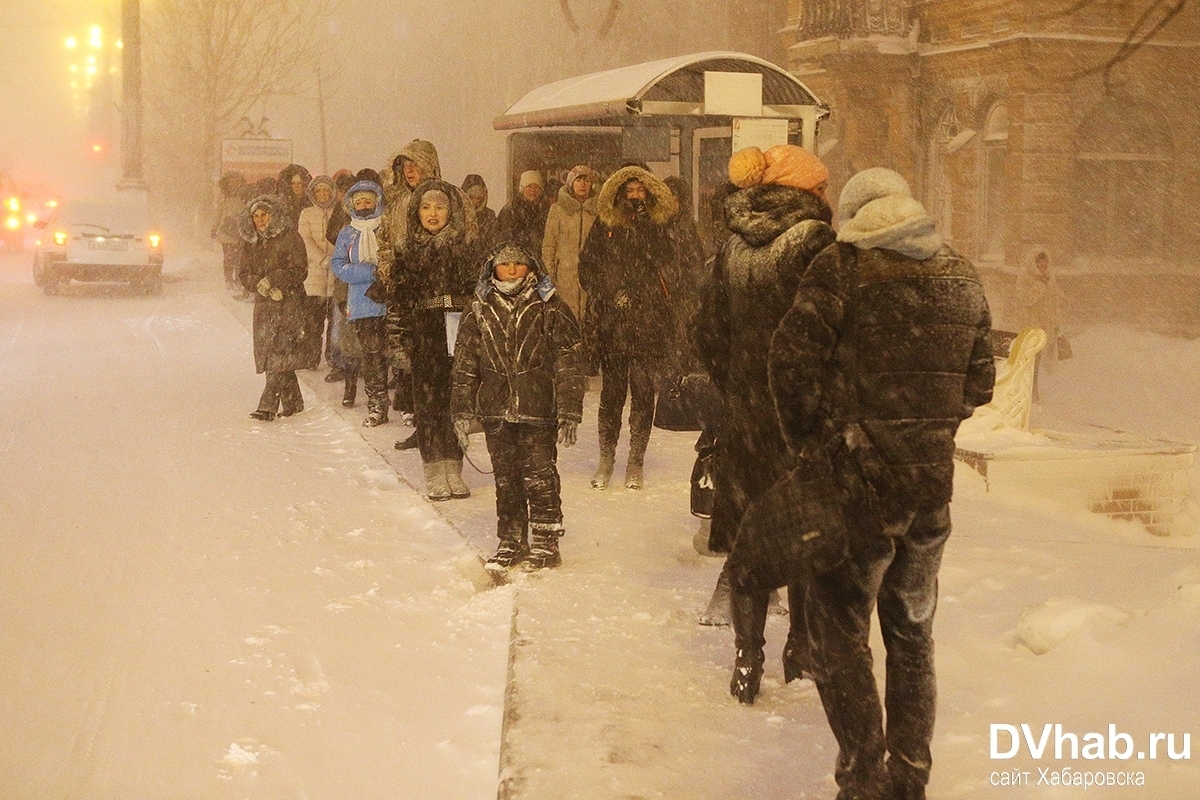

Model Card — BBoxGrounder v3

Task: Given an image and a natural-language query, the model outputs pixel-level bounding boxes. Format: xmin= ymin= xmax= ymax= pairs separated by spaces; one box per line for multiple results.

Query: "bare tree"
xmin=143 ymin=0 xmax=338 ymax=227
xmin=1050 ymin=0 xmax=1190 ymax=88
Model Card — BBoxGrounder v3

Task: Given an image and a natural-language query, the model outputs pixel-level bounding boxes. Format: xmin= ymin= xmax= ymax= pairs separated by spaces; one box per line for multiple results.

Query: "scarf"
xmin=837 ymin=194 xmax=942 ymax=260
xmin=350 ymin=215 xmax=381 ymax=265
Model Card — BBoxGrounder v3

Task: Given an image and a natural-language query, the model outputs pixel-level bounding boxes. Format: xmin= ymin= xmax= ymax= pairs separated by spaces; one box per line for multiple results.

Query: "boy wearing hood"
xmin=330 ymin=180 xmax=391 ymax=427
xmin=767 ymin=167 xmax=994 ymax=800
xmin=450 ymin=242 xmax=585 ymax=572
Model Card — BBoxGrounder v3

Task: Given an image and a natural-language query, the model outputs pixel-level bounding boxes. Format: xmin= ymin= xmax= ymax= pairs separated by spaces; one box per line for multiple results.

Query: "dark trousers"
xmin=221 ymin=242 xmax=241 ymax=285
xmin=351 ymin=316 xmax=388 ymax=407
xmin=807 ymin=501 xmax=951 ymax=800
xmin=598 ymin=352 xmax=656 ymax=463
xmin=412 ymin=310 xmax=460 ymax=463
xmin=258 ymin=370 xmax=301 ymax=413
xmin=484 ymin=422 xmax=562 ymax=542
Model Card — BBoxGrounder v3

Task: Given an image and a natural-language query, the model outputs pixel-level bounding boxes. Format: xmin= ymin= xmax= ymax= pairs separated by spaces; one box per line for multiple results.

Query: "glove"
xmin=453 ymin=418 xmax=473 ymax=452
xmin=557 ymin=420 xmax=578 ymax=447
xmin=269 ymin=287 xmax=283 ymax=301
xmin=256 ymin=277 xmax=272 ymax=297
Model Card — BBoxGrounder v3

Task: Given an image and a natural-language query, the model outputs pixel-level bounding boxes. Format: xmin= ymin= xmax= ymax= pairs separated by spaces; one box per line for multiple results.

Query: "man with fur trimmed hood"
xmin=577 ymin=165 xmax=679 ymax=490
xmin=450 ymin=241 xmax=585 ymax=572
xmin=767 ymin=167 xmax=994 ymax=800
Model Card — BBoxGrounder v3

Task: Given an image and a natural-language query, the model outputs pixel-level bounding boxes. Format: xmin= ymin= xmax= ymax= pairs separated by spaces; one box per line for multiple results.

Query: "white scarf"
xmin=349 ymin=215 xmax=381 ymax=265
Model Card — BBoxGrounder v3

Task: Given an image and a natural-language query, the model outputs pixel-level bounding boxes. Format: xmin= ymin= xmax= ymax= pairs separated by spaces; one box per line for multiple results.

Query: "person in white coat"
xmin=298 ymin=176 xmax=345 ymax=375
xmin=541 ymin=164 xmax=598 ymax=321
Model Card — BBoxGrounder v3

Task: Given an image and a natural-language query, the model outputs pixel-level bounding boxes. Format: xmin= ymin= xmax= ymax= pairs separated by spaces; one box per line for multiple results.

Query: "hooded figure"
xmin=238 ymin=193 xmax=315 ymax=420
xmin=330 ymin=180 xmax=391 ymax=426
xmin=577 ymin=165 xmax=680 ymax=490
xmin=541 ymin=164 xmax=598 ymax=321
xmin=299 ymin=176 xmax=338 ymax=298
xmin=462 ymin=174 xmax=499 ymax=251
xmin=392 ymin=179 xmax=482 ymax=501
xmin=451 ymin=241 xmax=585 ymax=572
xmin=497 ymin=169 xmax=549 ymax=255
xmin=215 ymin=172 xmax=248 ymax=290
xmin=1014 ymin=244 xmax=1066 ymax=361
xmin=766 ymin=167 xmax=993 ymax=799
xmin=276 ymin=164 xmax=313 ymax=231
xmin=691 ymin=144 xmax=836 ymax=703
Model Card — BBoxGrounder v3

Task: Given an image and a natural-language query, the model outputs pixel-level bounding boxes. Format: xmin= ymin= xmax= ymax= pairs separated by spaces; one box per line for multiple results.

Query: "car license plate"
xmin=88 ymin=239 xmax=129 ymax=251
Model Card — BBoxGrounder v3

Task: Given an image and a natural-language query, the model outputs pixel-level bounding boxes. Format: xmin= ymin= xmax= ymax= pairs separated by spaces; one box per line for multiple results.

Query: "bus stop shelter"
xmin=493 ymin=51 xmax=827 ymax=250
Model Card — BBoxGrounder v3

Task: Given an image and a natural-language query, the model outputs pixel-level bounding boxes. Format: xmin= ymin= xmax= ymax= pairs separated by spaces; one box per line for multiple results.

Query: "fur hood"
xmin=725 ymin=184 xmax=832 ymax=247
xmin=305 ymin=175 xmax=337 ymax=210
xmin=237 ymin=194 xmax=290 ymax=243
xmin=474 ymin=240 xmax=556 ymax=301
xmin=552 ymin=183 xmax=598 ymax=216
xmin=596 ymin=165 xmax=678 ymax=229
xmin=402 ymin=178 xmax=476 ymax=250
xmin=277 ymin=163 xmax=312 ymax=194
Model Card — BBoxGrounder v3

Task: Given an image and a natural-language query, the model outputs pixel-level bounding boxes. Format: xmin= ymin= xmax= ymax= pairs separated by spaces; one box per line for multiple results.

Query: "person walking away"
xmin=214 ymin=172 xmax=247 ymax=292
xmin=497 ymin=170 xmax=548 ymax=255
xmin=330 ymin=180 xmax=391 ymax=427
xmin=298 ymin=176 xmax=344 ymax=372
xmin=392 ymin=180 xmax=481 ymax=500
xmin=692 ymin=145 xmax=836 ymax=701
xmin=451 ymin=242 xmax=585 ymax=571
xmin=768 ymin=167 xmax=994 ymax=800
xmin=462 ymin=174 xmax=499 ymax=251
xmin=277 ymin=164 xmax=313 ymax=231
xmin=238 ymin=194 xmax=313 ymax=420
xmin=541 ymin=164 xmax=598 ymax=323
xmin=577 ymin=165 xmax=679 ymax=490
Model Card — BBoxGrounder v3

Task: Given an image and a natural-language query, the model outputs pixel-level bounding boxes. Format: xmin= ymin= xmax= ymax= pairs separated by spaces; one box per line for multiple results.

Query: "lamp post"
xmin=117 ymin=0 xmax=146 ymax=191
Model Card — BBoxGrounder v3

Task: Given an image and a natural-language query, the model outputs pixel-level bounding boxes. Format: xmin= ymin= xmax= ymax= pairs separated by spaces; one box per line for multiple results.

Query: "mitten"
xmin=557 ymin=420 xmax=578 ymax=447
xmin=453 ymin=418 xmax=473 ymax=452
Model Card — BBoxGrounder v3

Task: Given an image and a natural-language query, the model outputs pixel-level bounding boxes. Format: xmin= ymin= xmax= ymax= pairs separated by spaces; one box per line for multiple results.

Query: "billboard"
xmin=221 ymin=139 xmax=293 ymax=183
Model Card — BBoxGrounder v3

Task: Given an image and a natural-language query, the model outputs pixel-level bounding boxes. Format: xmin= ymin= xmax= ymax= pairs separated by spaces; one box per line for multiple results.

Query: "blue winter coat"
xmin=330 ymin=181 xmax=386 ymax=321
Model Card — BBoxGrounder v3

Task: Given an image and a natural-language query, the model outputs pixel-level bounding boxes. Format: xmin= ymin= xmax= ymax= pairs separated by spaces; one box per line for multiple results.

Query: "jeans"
xmin=807 ymin=495 xmax=952 ymax=800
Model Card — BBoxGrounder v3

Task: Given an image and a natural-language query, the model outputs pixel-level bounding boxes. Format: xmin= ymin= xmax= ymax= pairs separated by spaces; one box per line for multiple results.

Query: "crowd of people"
xmin=215 ymin=138 xmax=996 ymax=800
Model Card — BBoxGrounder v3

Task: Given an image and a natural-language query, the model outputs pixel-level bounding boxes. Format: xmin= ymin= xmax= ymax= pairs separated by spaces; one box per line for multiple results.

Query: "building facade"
xmin=780 ymin=0 xmax=1200 ymax=331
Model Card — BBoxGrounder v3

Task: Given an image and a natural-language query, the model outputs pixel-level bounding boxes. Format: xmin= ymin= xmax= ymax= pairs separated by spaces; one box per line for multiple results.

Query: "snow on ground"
xmin=2 ymin=246 xmax=1199 ymax=799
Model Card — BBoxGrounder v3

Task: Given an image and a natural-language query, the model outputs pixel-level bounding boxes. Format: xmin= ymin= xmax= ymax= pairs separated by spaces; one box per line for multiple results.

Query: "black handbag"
xmin=689 ymin=431 xmax=718 ymax=518
xmin=654 ymin=373 xmax=723 ymax=432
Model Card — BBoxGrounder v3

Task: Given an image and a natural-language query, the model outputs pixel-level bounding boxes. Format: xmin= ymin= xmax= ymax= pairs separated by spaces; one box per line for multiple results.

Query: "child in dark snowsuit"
xmin=450 ymin=242 xmax=585 ymax=571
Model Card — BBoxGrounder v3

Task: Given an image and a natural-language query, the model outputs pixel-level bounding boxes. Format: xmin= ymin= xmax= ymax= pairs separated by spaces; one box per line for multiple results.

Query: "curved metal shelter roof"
xmin=493 ymin=51 xmax=825 ymax=131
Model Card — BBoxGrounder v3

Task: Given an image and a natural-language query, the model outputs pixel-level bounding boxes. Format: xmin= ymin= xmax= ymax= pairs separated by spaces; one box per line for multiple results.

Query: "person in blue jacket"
xmin=330 ymin=180 xmax=391 ymax=427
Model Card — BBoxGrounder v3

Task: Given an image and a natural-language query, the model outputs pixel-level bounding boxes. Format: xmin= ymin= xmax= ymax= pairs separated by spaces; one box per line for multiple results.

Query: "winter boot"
xmin=729 ymin=589 xmax=769 ymax=704
xmin=445 ymin=459 xmax=470 ymax=499
xmin=782 ymin=582 xmax=814 ymax=683
xmin=363 ymin=395 xmax=388 ymax=427
xmin=699 ymin=566 xmax=732 ymax=626
xmin=393 ymin=431 xmax=418 ymax=450
xmin=526 ymin=523 xmax=563 ymax=570
xmin=342 ymin=369 xmax=358 ymax=408
xmin=249 ymin=409 xmax=276 ymax=421
xmin=591 ymin=419 xmax=619 ymax=490
xmin=423 ymin=460 xmax=451 ymax=501
xmin=486 ymin=532 xmax=528 ymax=572
xmin=624 ymin=461 xmax=644 ymax=490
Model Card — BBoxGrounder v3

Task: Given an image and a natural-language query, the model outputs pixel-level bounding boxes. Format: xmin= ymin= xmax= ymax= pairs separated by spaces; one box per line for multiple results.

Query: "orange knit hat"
xmin=728 ymin=145 xmax=829 ymax=192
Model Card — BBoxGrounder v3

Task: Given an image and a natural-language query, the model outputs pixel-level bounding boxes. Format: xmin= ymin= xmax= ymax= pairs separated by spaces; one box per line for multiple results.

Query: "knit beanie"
xmin=565 ymin=165 xmax=595 ymax=188
xmin=728 ymin=145 xmax=828 ymax=192
xmin=492 ymin=242 xmax=534 ymax=268
xmin=837 ymin=167 xmax=912 ymax=220
xmin=519 ymin=170 xmax=543 ymax=191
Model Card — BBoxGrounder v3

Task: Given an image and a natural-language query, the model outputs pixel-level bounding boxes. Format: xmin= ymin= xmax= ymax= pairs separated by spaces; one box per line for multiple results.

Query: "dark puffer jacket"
xmin=451 ymin=245 xmax=585 ymax=425
xmin=692 ymin=184 xmax=836 ymax=552
xmin=577 ymin=166 xmax=680 ymax=360
xmin=238 ymin=194 xmax=314 ymax=373
xmin=768 ymin=241 xmax=995 ymax=516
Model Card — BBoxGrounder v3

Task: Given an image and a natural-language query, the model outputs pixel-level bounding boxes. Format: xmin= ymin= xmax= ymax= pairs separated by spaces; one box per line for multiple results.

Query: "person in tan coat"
xmin=541 ymin=165 xmax=598 ymax=321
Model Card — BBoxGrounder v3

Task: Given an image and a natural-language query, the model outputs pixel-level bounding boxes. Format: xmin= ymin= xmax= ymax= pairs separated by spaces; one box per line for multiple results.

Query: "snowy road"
xmin=2 ymin=246 xmax=1200 ymax=799
xmin=0 ymin=250 xmax=512 ymax=798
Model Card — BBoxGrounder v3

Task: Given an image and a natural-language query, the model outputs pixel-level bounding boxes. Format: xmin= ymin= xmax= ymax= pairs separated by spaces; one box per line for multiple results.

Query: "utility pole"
xmin=118 ymin=0 xmax=146 ymax=191
xmin=316 ymin=68 xmax=329 ymax=176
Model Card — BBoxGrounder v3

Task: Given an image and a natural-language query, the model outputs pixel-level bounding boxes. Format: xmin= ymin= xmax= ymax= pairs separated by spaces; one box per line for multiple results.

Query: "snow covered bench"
xmin=955 ymin=328 xmax=1197 ymax=536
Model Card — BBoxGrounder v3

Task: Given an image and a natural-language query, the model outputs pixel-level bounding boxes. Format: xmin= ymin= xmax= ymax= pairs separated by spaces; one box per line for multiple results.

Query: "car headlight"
xmin=148 ymin=233 xmax=161 ymax=248
xmin=53 ymin=230 xmax=68 ymax=246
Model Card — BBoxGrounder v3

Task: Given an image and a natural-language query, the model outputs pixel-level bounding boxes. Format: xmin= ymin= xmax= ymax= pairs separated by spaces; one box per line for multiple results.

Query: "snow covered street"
xmin=2 ymin=247 xmax=1199 ymax=798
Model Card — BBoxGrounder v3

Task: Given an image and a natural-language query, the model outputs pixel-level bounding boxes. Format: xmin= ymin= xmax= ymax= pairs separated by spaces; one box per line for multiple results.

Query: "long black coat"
xmin=238 ymin=196 xmax=315 ymax=374
xmin=768 ymin=241 xmax=995 ymax=520
xmin=451 ymin=264 xmax=585 ymax=426
xmin=693 ymin=185 xmax=835 ymax=553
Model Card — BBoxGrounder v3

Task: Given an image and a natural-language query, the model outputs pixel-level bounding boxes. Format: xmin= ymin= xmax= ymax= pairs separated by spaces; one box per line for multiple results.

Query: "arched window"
xmin=980 ymin=103 xmax=1008 ymax=260
xmin=926 ymin=108 xmax=956 ymax=241
xmin=1074 ymin=102 xmax=1173 ymax=261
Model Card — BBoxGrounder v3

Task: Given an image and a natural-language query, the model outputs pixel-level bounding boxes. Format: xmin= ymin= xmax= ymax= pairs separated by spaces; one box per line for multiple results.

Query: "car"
xmin=32 ymin=198 xmax=164 ymax=294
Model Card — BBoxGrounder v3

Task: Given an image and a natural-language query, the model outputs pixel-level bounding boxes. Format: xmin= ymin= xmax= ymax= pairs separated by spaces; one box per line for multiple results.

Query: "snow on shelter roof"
xmin=493 ymin=51 xmax=825 ymax=130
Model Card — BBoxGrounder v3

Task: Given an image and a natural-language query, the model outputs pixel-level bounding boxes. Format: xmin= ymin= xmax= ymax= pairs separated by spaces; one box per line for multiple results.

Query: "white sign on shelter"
xmin=703 ymin=71 xmax=762 ymax=117
xmin=732 ymin=118 xmax=791 ymax=154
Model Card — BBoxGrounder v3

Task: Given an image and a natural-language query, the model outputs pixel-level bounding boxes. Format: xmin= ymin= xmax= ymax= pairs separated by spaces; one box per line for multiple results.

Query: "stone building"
xmin=780 ymin=0 xmax=1200 ymax=332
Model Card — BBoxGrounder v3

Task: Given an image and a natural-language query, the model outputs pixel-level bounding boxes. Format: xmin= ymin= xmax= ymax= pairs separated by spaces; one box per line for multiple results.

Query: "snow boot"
xmin=486 ymin=536 xmax=528 ymax=572
xmin=342 ymin=368 xmax=358 ymax=408
xmin=393 ymin=431 xmax=418 ymax=450
xmin=526 ymin=523 xmax=563 ymax=570
xmin=324 ymin=367 xmax=346 ymax=383
xmin=627 ymin=426 xmax=650 ymax=489
xmin=729 ymin=589 xmax=769 ymax=704
xmin=782 ymin=582 xmax=814 ymax=683
xmin=363 ymin=395 xmax=388 ymax=427
xmin=423 ymin=460 xmax=451 ymax=501
xmin=445 ymin=459 xmax=470 ymax=499
xmin=699 ymin=566 xmax=732 ymax=626
xmin=591 ymin=421 xmax=619 ymax=490
xmin=624 ymin=461 xmax=644 ymax=490
xmin=249 ymin=409 xmax=276 ymax=421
